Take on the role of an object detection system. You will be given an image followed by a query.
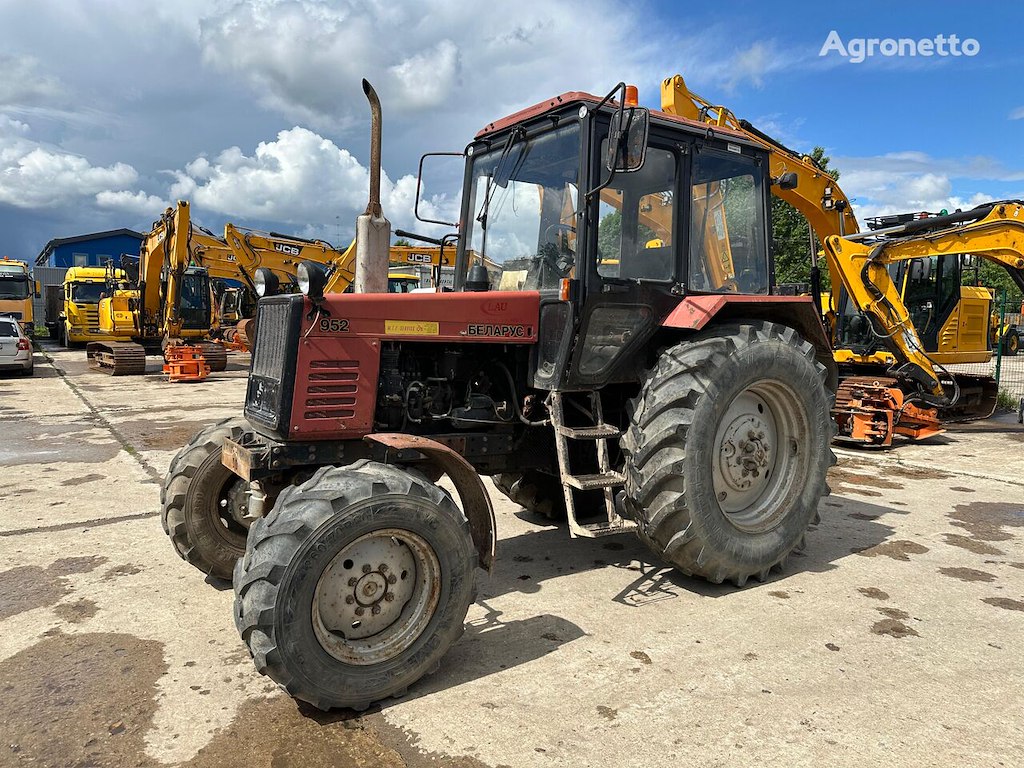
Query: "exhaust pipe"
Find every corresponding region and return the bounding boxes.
[354,78,390,293]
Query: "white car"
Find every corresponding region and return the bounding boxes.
[0,315,33,375]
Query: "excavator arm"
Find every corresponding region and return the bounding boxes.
[660,73,859,298]
[823,201,1024,400]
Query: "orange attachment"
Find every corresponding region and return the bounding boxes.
[832,376,943,448]
[162,345,211,382]
[625,85,639,106]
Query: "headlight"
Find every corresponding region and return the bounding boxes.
[297,261,327,301]
[253,268,279,298]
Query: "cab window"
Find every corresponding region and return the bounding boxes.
[596,146,676,281]
[688,151,767,294]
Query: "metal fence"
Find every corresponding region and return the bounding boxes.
[945,289,1024,415]
[31,266,67,336]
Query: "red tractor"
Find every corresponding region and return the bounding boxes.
[163,82,836,710]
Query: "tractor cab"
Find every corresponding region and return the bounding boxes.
[453,87,773,389]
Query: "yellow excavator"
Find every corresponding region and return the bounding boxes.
[88,202,229,375]
[89,201,453,374]
[660,74,1024,446]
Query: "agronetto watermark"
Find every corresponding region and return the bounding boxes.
[820,31,980,64]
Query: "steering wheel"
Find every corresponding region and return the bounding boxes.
[540,224,577,277]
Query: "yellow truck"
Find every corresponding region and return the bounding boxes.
[0,257,36,336]
[50,266,131,347]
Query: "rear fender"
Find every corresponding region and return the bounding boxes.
[364,433,496,572]
[662,295,838,392]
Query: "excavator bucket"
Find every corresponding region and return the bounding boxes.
[938,373,999,423]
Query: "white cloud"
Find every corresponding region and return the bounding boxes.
[1010,106,1024,120]
[95,189,168,217]
[833,150,1021,224]
[193,0,773,135]
[168,126,457,238]
[0,119,162,216]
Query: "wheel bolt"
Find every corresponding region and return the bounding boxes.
[384,593,395,602]
[345,596,354,605]
[387,575,397,585]
[379,564,389,573]
[355,607,365,616]
[362,564,372,574]
[371,605,382,615]
[348,577,358,587]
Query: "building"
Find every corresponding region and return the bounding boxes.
[34,229,144,269]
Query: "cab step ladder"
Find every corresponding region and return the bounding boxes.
[548,391,636,538]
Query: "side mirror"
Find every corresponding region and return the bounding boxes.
[775,172,799,191]
[606,106,649,173]
[415,152,462,228]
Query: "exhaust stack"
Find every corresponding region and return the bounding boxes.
[354,78,390,294]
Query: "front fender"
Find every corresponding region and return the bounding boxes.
[364,433,496,572]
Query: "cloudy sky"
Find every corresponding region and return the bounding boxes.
[1,0,1023,260]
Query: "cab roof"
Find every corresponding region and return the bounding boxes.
[475,90,758,149]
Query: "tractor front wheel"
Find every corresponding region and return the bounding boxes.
[233,461,476,711]
[161,418,251,579]
[621,322,834,586]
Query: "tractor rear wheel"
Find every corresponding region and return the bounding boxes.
[492,471,566,520]
[233,461,476,711]
[161,417,251,580]
[621,322,834,586]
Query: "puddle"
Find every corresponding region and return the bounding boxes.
[0,419,120,466]
[60,473,106,487]
[872,619,919,638]
[876,607,910,620]
[857,587,889,600]
[981,597,1024,612]
[948,502,1024,543]
[943,534,1003,556]
[827,467,903,498]
[938,567,996,583]
[886,466,952,480]
[0,556,105,621]
[853,540,929,561]
[0,632,496,768]
[0,632,167,768]
[54,598,99,623]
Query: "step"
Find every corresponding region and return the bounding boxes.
[564,471,625,491]
[567,518,638,538]
[556,423,622,440]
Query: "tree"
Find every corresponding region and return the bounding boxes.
[393,237,412,247]
[771,146,838,289]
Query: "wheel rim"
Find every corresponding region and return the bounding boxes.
[218,477,252,531]
[712,380,805,533]
[312,528,441,666]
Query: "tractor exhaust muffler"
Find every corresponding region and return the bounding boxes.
[354,78,390,293]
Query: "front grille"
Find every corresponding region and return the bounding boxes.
[302,360,359,420]
[245,296,304,437]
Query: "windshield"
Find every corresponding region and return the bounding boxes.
[70,282,105,304]
[0,275,30,300]
[465,123,581,291]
